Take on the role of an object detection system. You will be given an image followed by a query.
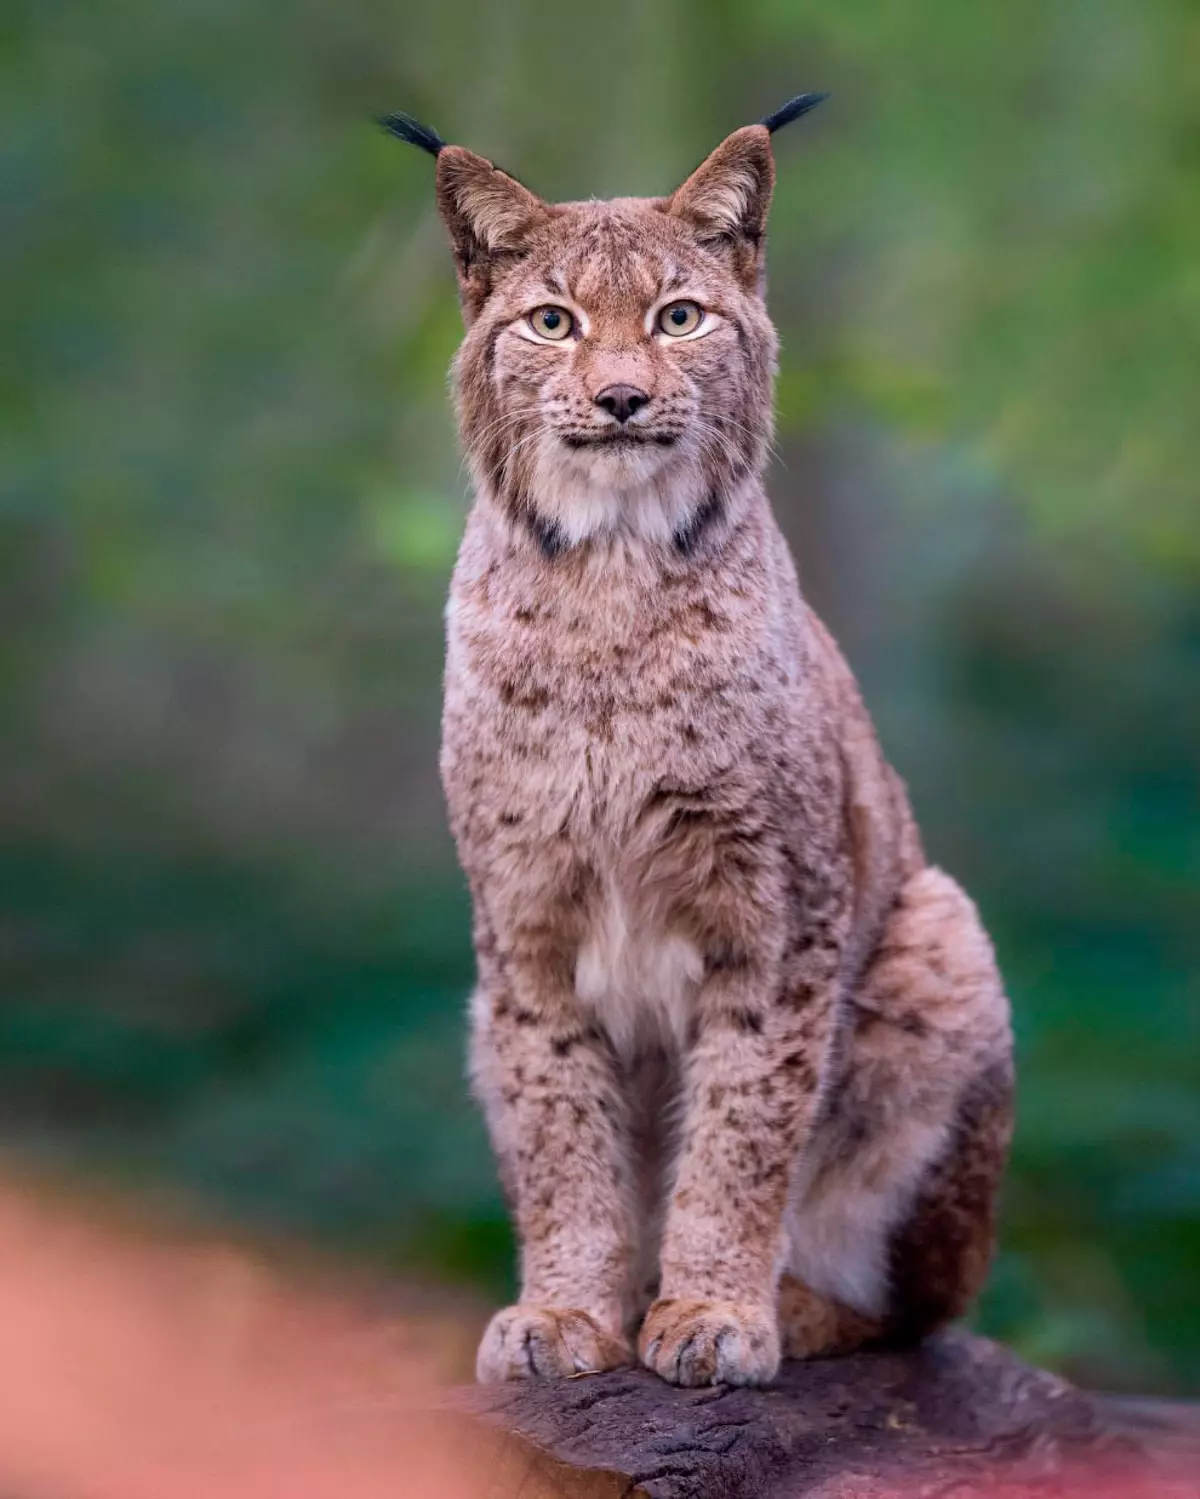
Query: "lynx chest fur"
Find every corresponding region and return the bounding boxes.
[442,500,797,1052]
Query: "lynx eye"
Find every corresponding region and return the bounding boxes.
[529,305,574,341]
[657,300,704,337]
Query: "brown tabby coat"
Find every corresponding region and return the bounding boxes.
[420,116,1013,1387]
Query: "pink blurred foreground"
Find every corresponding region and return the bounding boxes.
[0,1182,493,1499]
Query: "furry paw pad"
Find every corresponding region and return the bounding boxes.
[638,1298,780,1387]
[475,1305,632,1383]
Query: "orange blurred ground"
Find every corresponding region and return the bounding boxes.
[0,1179,502,1499]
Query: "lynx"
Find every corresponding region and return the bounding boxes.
[383,96,1013,1388]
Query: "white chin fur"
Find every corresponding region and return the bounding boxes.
[527,435,705,548]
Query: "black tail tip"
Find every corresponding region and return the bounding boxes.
[378,110,446,158]
[760,91,829,135]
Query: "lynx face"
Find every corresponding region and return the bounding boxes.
[437,130,781,549]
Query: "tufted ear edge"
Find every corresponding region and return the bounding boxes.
[433,147,551,320]
[668,126,775,246]
[379,112,551,322]
[666,126,775,291]
[666,94,826,291]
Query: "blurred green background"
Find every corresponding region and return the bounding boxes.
[2,0,1197,1393]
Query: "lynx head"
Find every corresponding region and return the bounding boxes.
[382,96,824,553]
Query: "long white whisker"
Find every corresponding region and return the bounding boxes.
[702,414,785,468]
[693,409,784,464]
[458,412,529,484]
[480,422,557,488]
[690,420,745,472]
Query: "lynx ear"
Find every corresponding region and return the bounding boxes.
[378,114,550,322]
[667,126,776,290]
[435,147,551,321]
[668,94,827,292]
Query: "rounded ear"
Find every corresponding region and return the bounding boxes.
[667,125,775,292]
[435,146,551,321]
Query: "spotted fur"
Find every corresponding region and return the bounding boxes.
[414,117,1013,1387]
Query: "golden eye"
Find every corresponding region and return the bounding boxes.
[529,305,574,341]
[657,300,704,337]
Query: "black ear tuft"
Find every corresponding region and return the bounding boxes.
[759,92,829,135]
[377,110,446,157]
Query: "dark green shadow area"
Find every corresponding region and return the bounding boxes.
[0,844,512,1295]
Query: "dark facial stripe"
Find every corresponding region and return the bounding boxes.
[482,321,506,378]
[527,511,567,559]
[673,490,724,557]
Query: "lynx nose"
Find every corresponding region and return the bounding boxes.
[594,384,651,423]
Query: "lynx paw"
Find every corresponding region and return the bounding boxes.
[475,1305,632,1383]
[638,1298,780,1387]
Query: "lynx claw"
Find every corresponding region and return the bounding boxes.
[638,1298,780,1387]
[476,1304,632,1383]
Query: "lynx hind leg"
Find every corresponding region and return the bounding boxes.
[777,1276,885,1359]
[781,866,1013,1357]
[884,1052,1013,1340]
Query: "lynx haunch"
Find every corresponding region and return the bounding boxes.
[383,96,1013,1388]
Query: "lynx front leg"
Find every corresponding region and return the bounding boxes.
[469,975,636,1383]
[640,948,842,1388]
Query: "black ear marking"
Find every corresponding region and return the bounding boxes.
[378,110,446,158]
[759,92,829,135]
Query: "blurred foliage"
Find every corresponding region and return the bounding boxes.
[1,0,1197,1394]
